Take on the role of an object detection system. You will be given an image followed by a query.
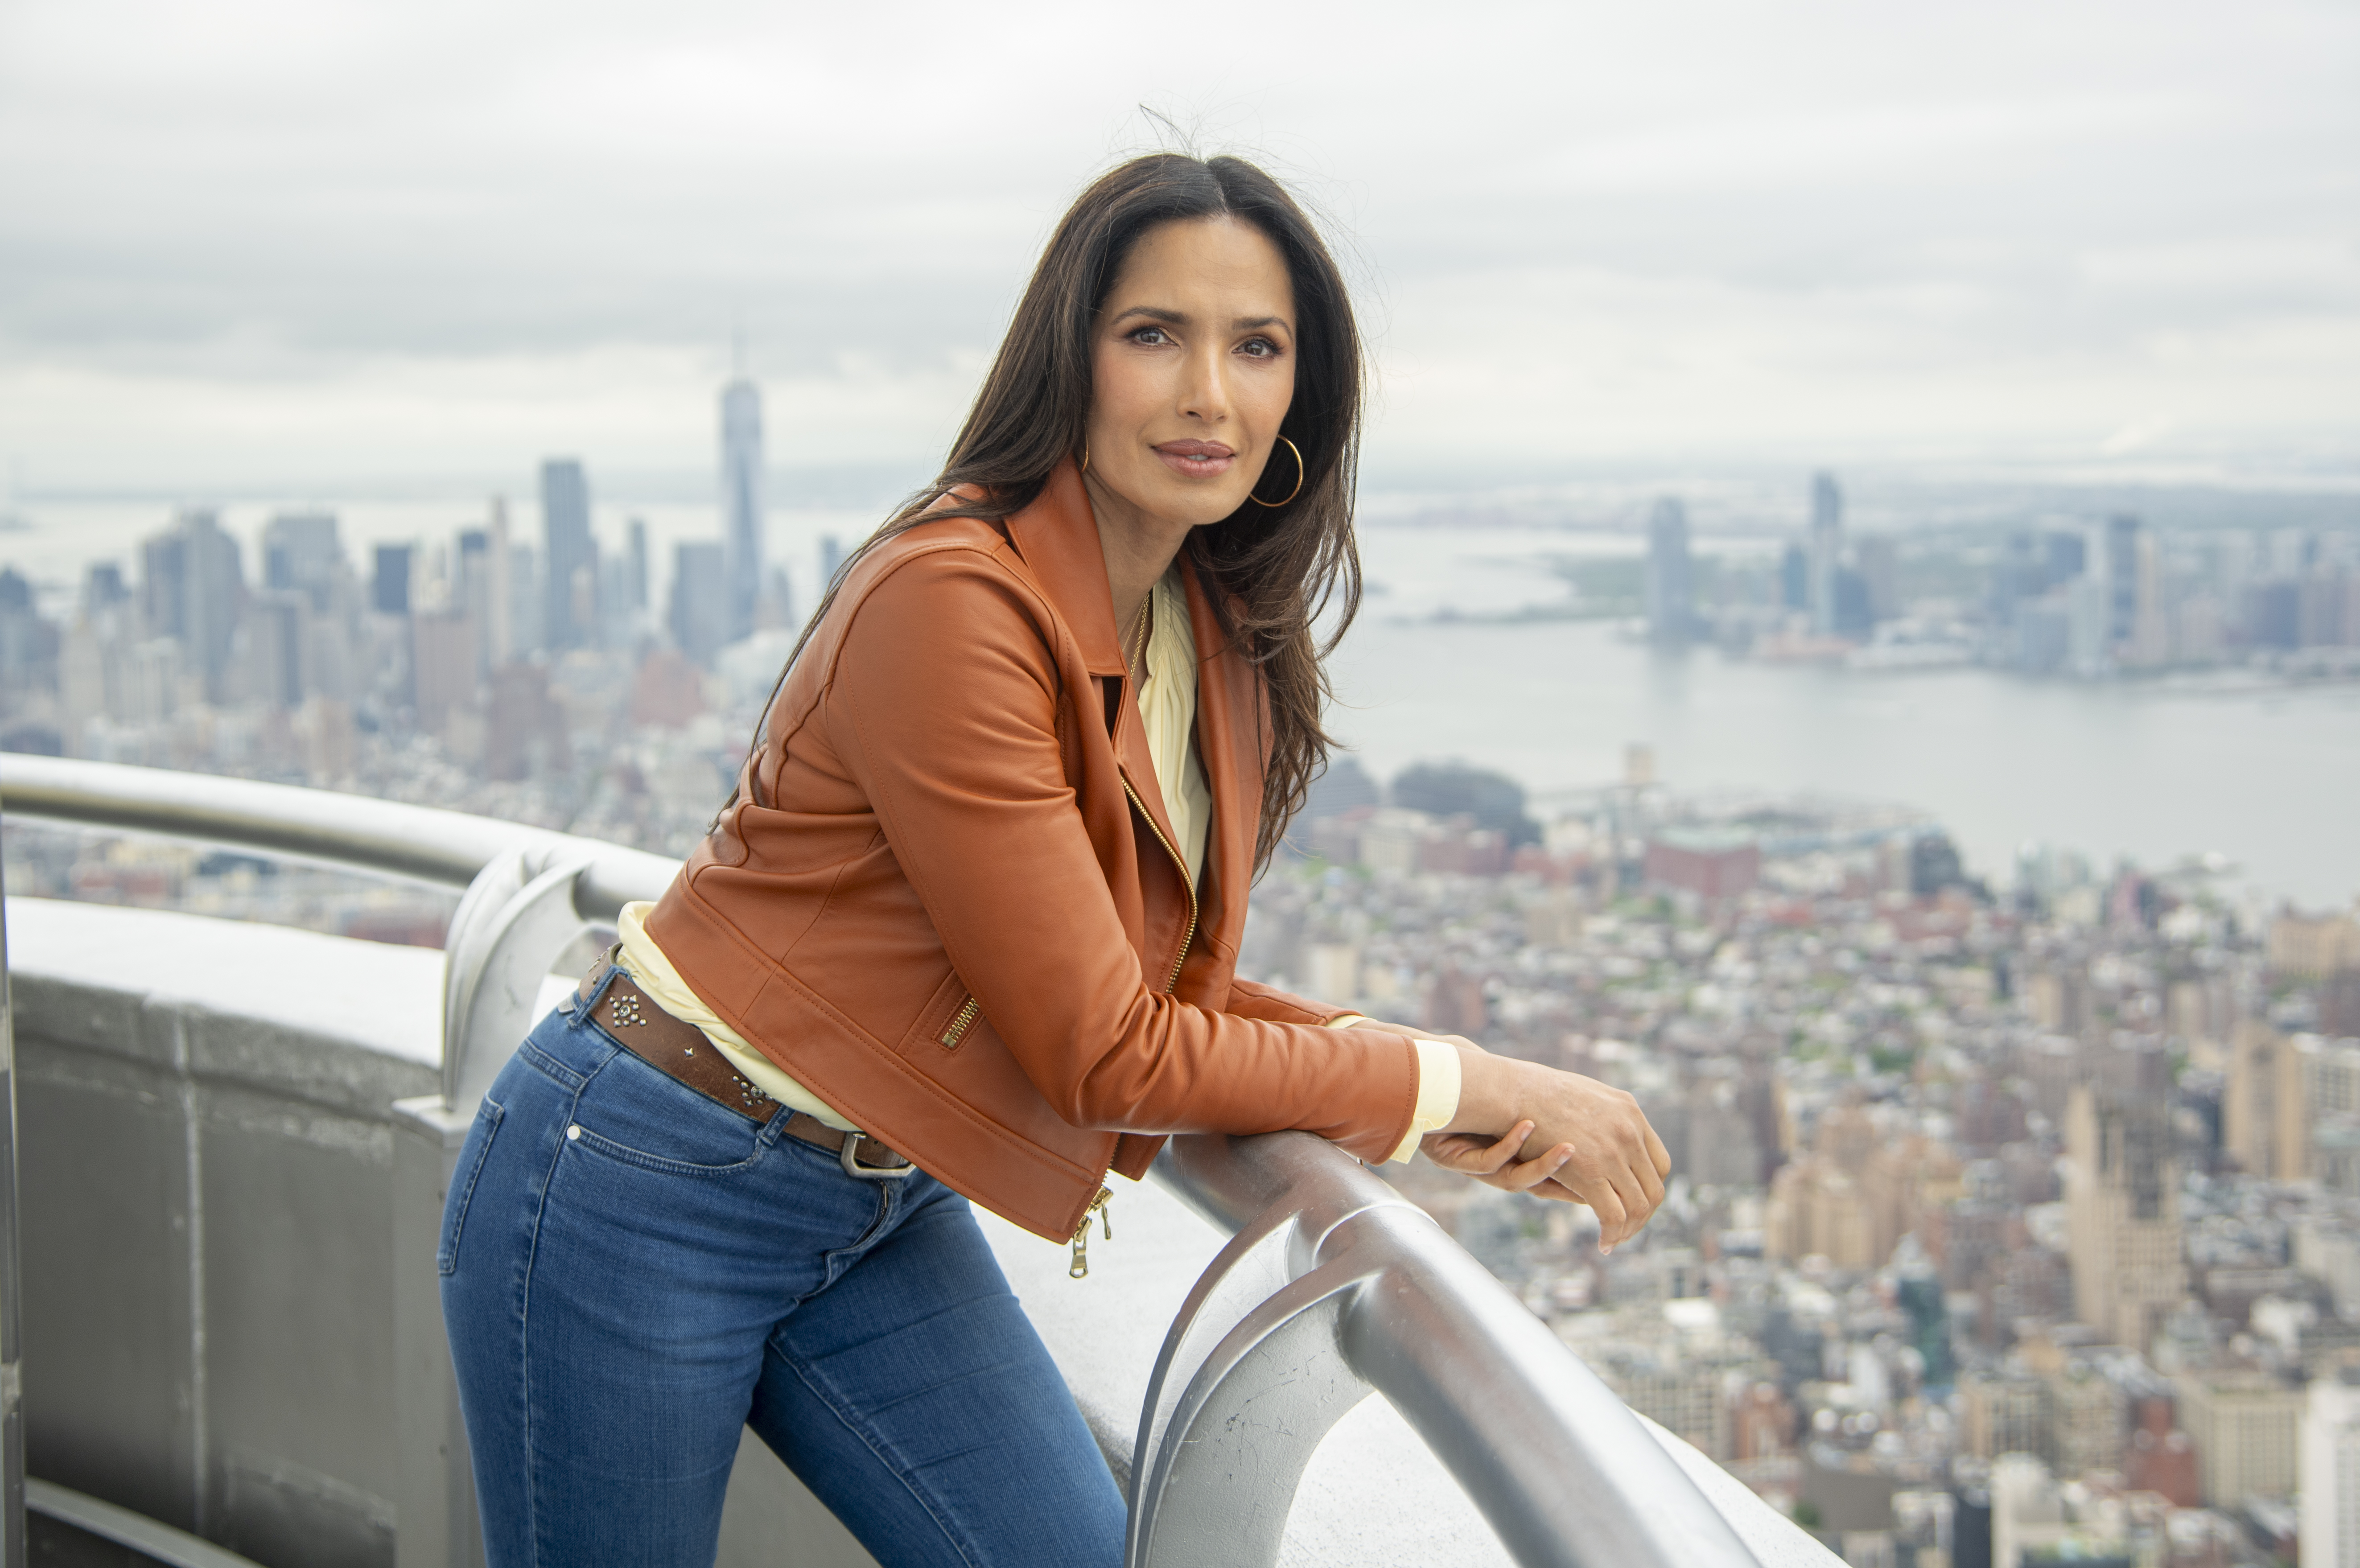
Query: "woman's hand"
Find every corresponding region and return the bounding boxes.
[1438,1048,1672,1252]
[1423,1120,1577,1195]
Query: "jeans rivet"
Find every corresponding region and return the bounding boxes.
[566,1124,582,1141]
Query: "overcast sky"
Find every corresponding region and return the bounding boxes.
[3,0,2355,495]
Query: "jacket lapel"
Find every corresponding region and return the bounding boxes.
[1002,460,1187,861]
[1004,461,1124,679]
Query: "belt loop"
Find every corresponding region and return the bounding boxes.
[568,951,623,1023]
[755,1104,790,1148]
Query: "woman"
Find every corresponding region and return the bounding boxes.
[440,152,1671,1568]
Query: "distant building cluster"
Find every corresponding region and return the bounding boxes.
[1268,756,2360,1567]
[0,373,806,860]
[1641,471,2360,682]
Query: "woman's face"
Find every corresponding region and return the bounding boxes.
[1084,216,1298,529]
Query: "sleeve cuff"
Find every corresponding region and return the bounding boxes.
[1387,1037,1463,1163]
[1319,1019,1460,1164]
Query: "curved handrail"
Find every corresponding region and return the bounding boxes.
[0,752,674,1147]
[27,1481,272,1568]
[0,753,674,914]
[0,756,1812,1568]
[1145,1133,1765,1568]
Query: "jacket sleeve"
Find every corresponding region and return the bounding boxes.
[1225,976,1357,1026]
[825,548,1419,1164]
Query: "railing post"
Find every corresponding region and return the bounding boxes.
[391,847,604,1568]
[439,847,597,1119]
[389,1095,483,1568]
[0,841,25,1568]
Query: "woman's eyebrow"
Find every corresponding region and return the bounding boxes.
[1105,305,1291,333]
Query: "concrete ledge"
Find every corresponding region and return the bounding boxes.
[9,898,442,1074]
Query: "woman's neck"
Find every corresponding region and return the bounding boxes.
[1081,473,1194,645]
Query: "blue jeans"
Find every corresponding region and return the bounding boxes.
[439,971,1127,1567]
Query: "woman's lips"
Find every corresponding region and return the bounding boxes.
[1154,440,1236,477]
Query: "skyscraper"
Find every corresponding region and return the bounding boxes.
[2064,1081,2184,1353]
[246,592,308,708]
[484,497,516,664]
[721,370,765,643]
[541,458,597,651]
[261,511,342,612]
[2105,514,2144,644]
[1644,497,1694,645]
[141,510,247,702]
[371,545,412,616]
[2302,1375,2360,1568]
[671,541,730,667]
[1808,472,1844,636]
[627,518,650,613]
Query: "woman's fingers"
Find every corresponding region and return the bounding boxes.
[1492,1142,1574,1193]
[1423,1121,1534,1177]
[1530,1178,1581,1205]
[1576,1176,1630,1250]
[1644,1124,1672,1180]
[1602,1161,1652,1245]
[1482,1121,1536,1173]
[1634,1144,1668,1213]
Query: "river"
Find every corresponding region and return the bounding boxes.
[1337,525,2360,909]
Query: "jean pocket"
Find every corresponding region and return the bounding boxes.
[563,1050,769,1178]
[438,1095,506,1276]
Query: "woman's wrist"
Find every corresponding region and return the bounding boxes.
[1442,1044,1518,1137]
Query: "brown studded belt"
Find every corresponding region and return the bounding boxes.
[576,954,914,1178]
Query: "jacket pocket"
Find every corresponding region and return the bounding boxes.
[938,994,981,1049]
[897,967,978,1056]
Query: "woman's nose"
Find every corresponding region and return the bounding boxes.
[1177,347,1229,422]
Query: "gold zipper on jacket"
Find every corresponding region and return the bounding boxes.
[939,995,980,1049]
[1073,764,1192,1282]
[1069,1186,1113,1278]
[1120,773,1199,992]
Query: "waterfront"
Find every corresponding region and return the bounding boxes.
[1337,526,2360,909]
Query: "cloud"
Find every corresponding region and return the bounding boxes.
[1,0,2355,488]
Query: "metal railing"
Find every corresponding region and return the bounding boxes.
[0,754,1797,1568]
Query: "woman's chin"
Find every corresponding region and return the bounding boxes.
[1104,472,1252,528]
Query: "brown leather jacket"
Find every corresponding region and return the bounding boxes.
[645,461,1418,1242]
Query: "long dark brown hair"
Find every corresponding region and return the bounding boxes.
[738,152,1364,872]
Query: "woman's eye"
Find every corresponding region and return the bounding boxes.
[1129,326,1170,346]
[1239,337,1282,358]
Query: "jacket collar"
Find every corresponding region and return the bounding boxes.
[1004,457,1258,935]
[1005,459,1125,678]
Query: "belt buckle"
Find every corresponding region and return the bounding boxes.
[839,1131,915,1181]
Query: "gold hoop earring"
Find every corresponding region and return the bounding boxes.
[1248,436,1305,509]
[1079,440,1090,476]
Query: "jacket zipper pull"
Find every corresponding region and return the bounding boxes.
[1069,1187,1112,1280]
